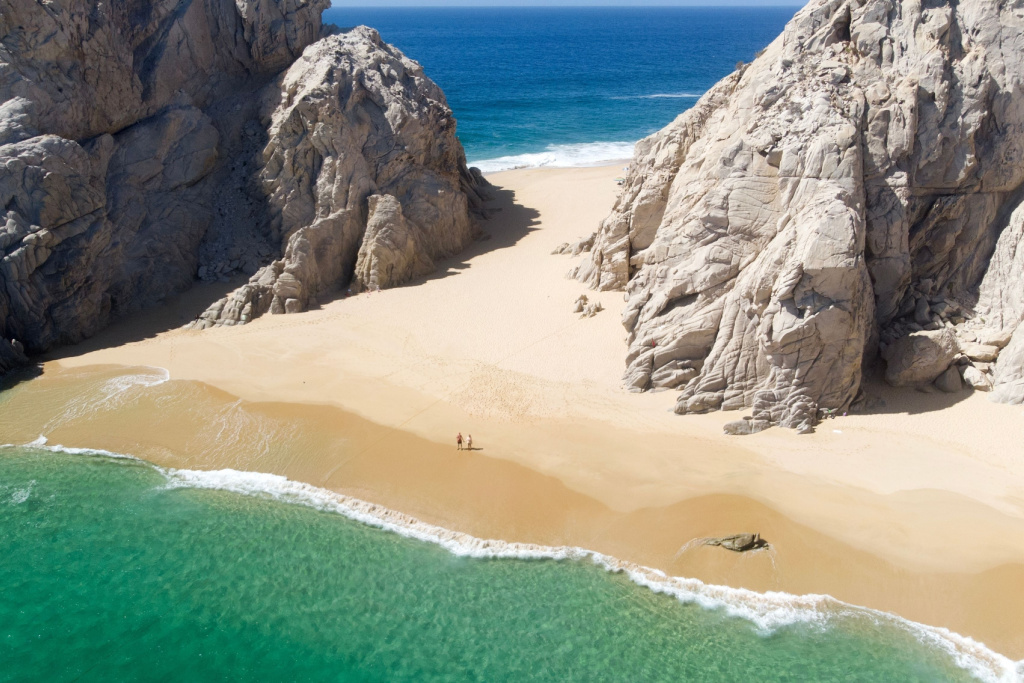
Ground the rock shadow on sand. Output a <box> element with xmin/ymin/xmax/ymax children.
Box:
<box><xmin>847</xmin><ymin>363</ymin><xmax>979</xmax><ymax>418</ymax></box>
<box><xmin>410</xmin><ymin>184</ymin><xmax>541</xmax><ymax>284</ymax></box>
<box><xmin>315</xmin><ymin>182</ymin><xmax>541</xmax><ymax>308</ymax></box>
<box><xmin>40</xmin><ymin>279</ymin><xmax>244</xmax><ymax>364</ymax></box>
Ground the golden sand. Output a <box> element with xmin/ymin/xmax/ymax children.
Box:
<box><xmin>9</xmin><ymin>164</ymin><xmax>1022</xmax><ymax>657</ymax></box>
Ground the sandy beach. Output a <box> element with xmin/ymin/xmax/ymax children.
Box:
<box><xmin>9</xmin><ymin>163</ymin><xmax>1023</xmax><ymax>659</ymax></box>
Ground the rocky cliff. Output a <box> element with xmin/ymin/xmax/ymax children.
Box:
<box><xmin>0</xmin><ymin>0</ymin><xmax>485</xmax><ymax>362</ymax></box>
<box><xmin>193</xmin><ymin>28</ymin><xmax>484</xmax><ymax>326</ymax></box>
<box><xmin>570</xmin><ymin>0</ymin><xmax>1024</xmax><ymax>431</ymax></box>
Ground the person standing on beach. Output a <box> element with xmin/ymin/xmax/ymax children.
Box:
<box><xmin>466</xmin><ymin>434</ymin><xmax>473</xmax><ymax>451</ymax></box>
<box><xmin>456</xmin><ymin>432</ymin><xmax>463</xmax><ymax>450</ymax></box>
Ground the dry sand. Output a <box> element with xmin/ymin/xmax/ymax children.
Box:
<box><xmin>23</xmin><ymin>163</ymin><xmax>1024</xmax><ymax>658</ymax></box>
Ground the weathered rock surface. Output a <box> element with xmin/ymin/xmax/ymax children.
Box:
<box><xmin>992</xmin><ymin>325</ymin><xmax>1024</xmax><ymax>404</ymax></box>
<box><xmin>962</xmin><ymin>365</ymin><xmax>993</xmax><ymax>392</ymax></box>
<box><xmin>0</xmin><ymin>1</ymin><xmax>484</xmax><ymax>362</ymax></box>
<box><xmin>194</xmin><ymin>28</ymin><xmax>482</xmax><ymax>326</ymax></box>
<box><xmin>572</xmin><ymin>294</ymin><xmax>604</xmax><ymax>319</ymax></box>
<box><xmin>882</xmin><ymin>329</ymin><xmax>959</xmax><ymax>387</ymax></box>
<box><xmin>0</xmin><ymin>0</ymin><xmax>329</xmax><ymax>146</ymax></box>
<box><xmin>571</xmin><ymin>0</ymin><xmax>1024</xmax><ymax>427</ymax></box>
<box><xmin>934</xmin><ymin>364</ymin><xmax>963</xmax><ymax>394</ymax></box>
<box><xmin>352</xmin><ymin>194</ymin><xmax>435</xmax><ymax>293</ymax></box>
<box><xmin>704</xmin><ymin>533</ymin><xmax>768</xmax><ymax>552</ymax></box>
<box><xmin>961</xmin><ymin>342</ymin><xmax>1000</xmax><ymax>363</ymax></box>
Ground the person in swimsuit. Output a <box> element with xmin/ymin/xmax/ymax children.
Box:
<box><xmin>466</xmin><ymin>434</ymin><xmax>473</xmax><ymax>451</ymax></box>
<box><xmin>456</xmin><ymin>432</ymin><xmax>463</xmax><ymax>450</ymax></box>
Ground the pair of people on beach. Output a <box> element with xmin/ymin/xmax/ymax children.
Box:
<box><xmin>456</xmin><ymin>432</ymin><xmax>473</xmax><ymax>451</ymax></box>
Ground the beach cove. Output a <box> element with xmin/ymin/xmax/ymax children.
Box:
<box><xmin>3</xmin><ymin>164</ymin><xmax>1022</xmax><ymax>672</ymax></box>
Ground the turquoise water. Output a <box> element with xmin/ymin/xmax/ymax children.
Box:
<box><xmin>323</xmin><ymin>7</ymin><xmax>796</xmax><ymax>169</ymax></box>
<box><xmin>1</xmin><ymin>445</ymin><xmax>1011</xmax><ymax>682</ymax></box>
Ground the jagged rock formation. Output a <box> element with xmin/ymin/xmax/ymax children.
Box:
<box><xmin>195</xmin><ymin>29</ymin><xmax>482</xmax><ymax>325</ymax></box>
<box><xmin>572</xmin><ymin>294</ymin><xmax>604</xmax><ymax>318</ymax></box>
<box><xmin>0</xmin><ymin>0</ymin><xmax>484</xmax><ymax>365</ymax></box>
<box><xmin>570</xmin><ymin>0</ymin><xmax>1024</xmax><ymax>429</ymax></box>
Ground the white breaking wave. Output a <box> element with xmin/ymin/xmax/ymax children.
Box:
<box><xmin>15</xmin><ymin>436</ymin><xmax>143</xmax><ymax>462</ymax></box>
<box><xmin>611</xmin><ymin>92</ymin><xmax>703</xmax><ymax>100</ymax></box>
<box><xmin>159</xmin><ymin>466</ymin><xmax>1022</xmax><ymax>683</ymax></box>
<box><xmin>470</xmin><ymin>142</ymin><xmax>636</xmax><ymax>173</ymax></box>
<box><xmin>10</xmin><ymin>440</ymin><xmax>1024</xmax><ymax>683</ymax></box>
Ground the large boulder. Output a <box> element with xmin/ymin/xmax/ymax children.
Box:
<box><xmin>572</xmin><ymin>0</ymin><xmax>1024</xmax><ymax>426</ymax></box>
<box><xmin>883</xmin><ymin>329</ymin><xmax>959</xmax><ymax>387</ymax></box>
<box><xmin>933</xmin><ymin>364</ymin><xmax>963</xmax><ymax>394</ymax></box>
<box><xmin>703</xmin><ymin>533</ymin><xmax>768</xmax><ymax>552</ymax></box>
<box><xmin>962</xmin><ymin>365</ymin><xmax>994</xmax><ymax>392</ymax></box>
<box><xmin>193</xmin><ymin>28</ymin><xmax>483</xmax><ymax>326</ymax></box>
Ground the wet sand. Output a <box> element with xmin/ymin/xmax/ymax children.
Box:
<box><xmin>11</xmin><ymin>164</ymin><xmax>1024</xmax><ymax>658</ymax></box>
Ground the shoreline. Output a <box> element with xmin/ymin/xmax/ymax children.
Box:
<box><xmin>469</xmin><ymin>145</ymin><xmax>635</xmax><ymax>174</ymax></box>
<box><xmin>5</xmin><ymin>436</ymin><xmax>1020</xmax><ymax>681</ymax></box>
<box><xmin>8</xmin><ymin>164</ymin><xmax>1024</xmax><ymax>660</ymax></box>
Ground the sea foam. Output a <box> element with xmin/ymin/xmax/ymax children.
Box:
<box><xmin>39</xmin><ymin>366</ymin><xmax>171</xmax><ymax>434</ymax></box>
<box><xmin>470</xmin><ymin>141</ymin><xmax>636</xmax><ymax>173</ymax></box>
<box><xmin>11</xmin><ymin>440</ymin><xmax>1024</xmax><ymax>683</ymax></box>
<box><xmin>611</xmin><ymin>92</ymin><xmax>703</xmax><ymax>100</ymax></box>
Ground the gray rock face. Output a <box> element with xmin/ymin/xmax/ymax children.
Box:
<box><xmin>0</xmin><ymin>0</ymin><xmax>329</xmax><ymax>146</ymax></box>
<box><xmin>572</xmin><ymin>0</ymin><xmax>1024</xmax><ymax>427</ymax></box>
<box><xmin>722</xmin><ymin>419</ymin><xmax>771</xmax><ymax>436</ymax></box>
<box><xmin>704</xmin><ymin>533</ymin><xmax>768</xmax><ymax>552</ymax></box>
<box><xmin>195</xmin><ymin>29</ymin><xmax>482</xmax><ymax>325</ymax></box>
<box><xmin>883</xmin><ymin>329</ymin><xmax>959</xmax><ymax>387</ymax></box>
<box><xmin>934</xmin><ymin>364</ymin><xmax>963</xmax><ymax>394</ymax></box>
<box><xmin>962</xmin><ymin>365</ymin><xmax>993</xmax><ymax>392</ymax></box>
<box><xmin>992</xmin><ymin>325</ymin><xmax>1024</xmax><ymax>404</ymax></box>
<box><xmin>352</xmin><ymin>195</ymin><xmax>435</xmax><ymax>293</ymax></box>
<box><xmin>0</xmin><ymin>1</ymin><xmax>484</xmax><ymax>360</ymax></box>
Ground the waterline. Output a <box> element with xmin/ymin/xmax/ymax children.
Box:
<box><xmin>8</xmin><ymin>438</ymin><xmax>1021</xmax><ymax>683</ymax></box>
<box><xmin>470</xmin><ymin>141</ymin><xmax>635</xmax><ymax>173</ymax></box>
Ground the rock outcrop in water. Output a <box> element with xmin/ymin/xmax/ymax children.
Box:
<box><xmin>703</xmin><ymin>533</ymin><xmax>769</xmax><ymax>553</ymax></box>
<box><xmin>0</xmin><ymin>0</ymin><xmax>485</xmax><ymax>363</ymax></box>
<box><xmin>570</xmin><ymin>0</ymin><xmax>1024</xmax><ymax>430</ymax></box>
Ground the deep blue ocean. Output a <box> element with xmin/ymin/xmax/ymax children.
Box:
<box><xmin>323</xmin><ymin>7</ymin><xmax>797</xmax><ymax>169</ymax></box>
